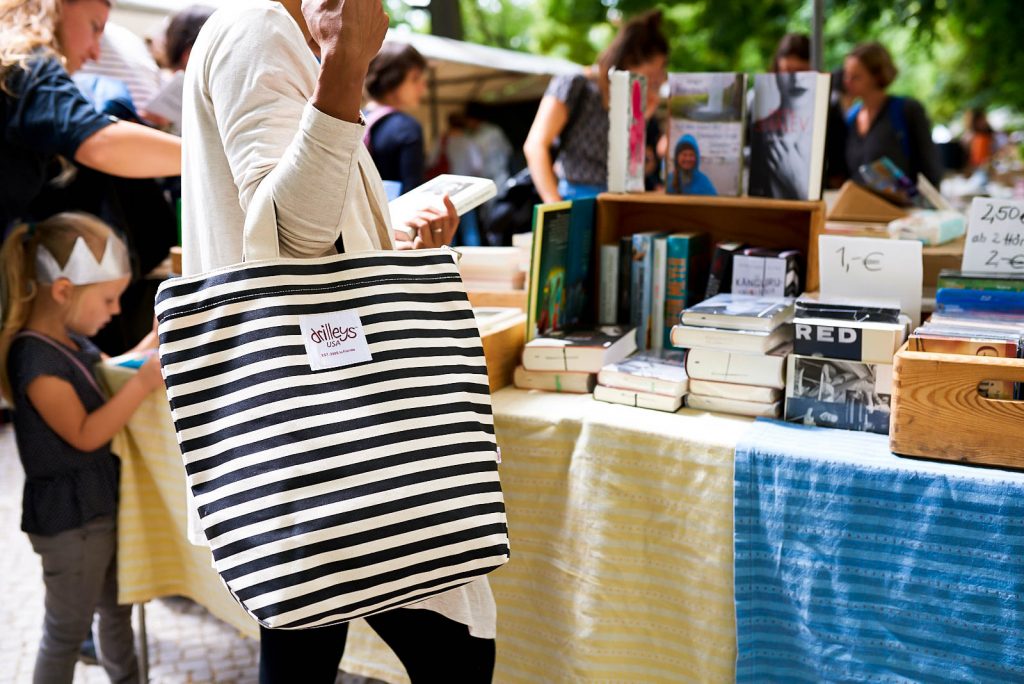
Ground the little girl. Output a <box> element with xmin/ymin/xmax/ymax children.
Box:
<box><xmin>0</xmin><ymin>212</ymin><xmax>164</xmax><ymax>684</ymax></box>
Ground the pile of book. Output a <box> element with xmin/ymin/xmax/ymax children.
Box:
<box><xmin>671</xmin><ymin>294</ymin><xmax>795</xmax><ymax>417</ymax></box>
<box><xmin>593</xmin><ymin>350</ymin><xmax>689</xmax><ymax>412</ymax></box>
<box><xmin>783</xmin><ymin>295</ymin><xmax>908</xmax><ymax>435</ymax></box>
<box><xmin>910</xmin><ymin>269</ymin><xmax>1024</xmax><ymax>399</ymax></box>
<box><xmin>513</xmin><ymin>326</ymin><xmax>636</xmax><ymax>394</ymax></box>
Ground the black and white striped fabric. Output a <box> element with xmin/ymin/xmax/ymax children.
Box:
<box><xmin>155</xmin><ymin>214</ymin><xmax>509</xmax><ymax>629</ymax></box>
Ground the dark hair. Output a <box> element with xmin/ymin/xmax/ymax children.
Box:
<box><xmin>848</xmin><ymin>42</ymin><xmax>899</xmax><ymax>90</ymax></box>
<box><xmin>165</xmin><ymin>4</ymin><xmax>215</xmax><ymax>70</ymax></box>
<box><xmin>772</xmin><ymin>33</ymin><xmax>810</xmax><ymax>71</ymax></box>
<box><xmin>597</xmin><ymin>10</ymin><xmax>669</xmax><ymax>78</ymax></box>
<box><xmin>365</xmin><ymin>43</ymin><xmax>428</xmax><ymax>101</ymax></box>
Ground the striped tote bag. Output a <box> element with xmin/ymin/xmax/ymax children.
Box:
<box><xmin>154</xmin><ymin>188</ymin><xmax>509</xmax><ymax>629</ymax></box>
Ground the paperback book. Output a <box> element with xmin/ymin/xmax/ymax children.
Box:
<box><xmin>687</xmin><ymin>393</ymin><xmax>781</xmax><ymax>418</ymax></box>
<box><xmin>793</xmin><ymin>316</ymin><xmax>908</xmax><ymax>364</ymax></box>
<box><xmin>522</xmin><ymin>325</ymin><xmax>638</xmax><ymax>373</ymax></box>
<box><xmin>513</xmin><ymin>366</ymin><xmax>596</xmax><ymax>394</ymax></box>
<box><xmin>665</xmin><ymin>72</ymin><xmax>746</xmax><ymax>196</ymax></box>
<box><xmin>784</xmin><ymin>354</ymin><xmax>892</xmax><ymax>435</ymax></box>
<box><xmin>608</xmin><ymin>69</ymin><xmax>647</xmax><ymax>193</ymax></box>
<box><xmin>687</xmin><ymin>379</ymin><xmax>782</xmax><ymax>403</ymax></box>
<box><xmin>731</xmin><ymin>248</ymin><xmax>801</xmax><ymax>298</ymax></box>
<box><xmin>597</xmin><ymin>350</ymin><xmax>688</xmax><ymax>397</ymax></box>
<box><xmin>685</xmin><ymin>343</ymin><xmax>791</xmax><ymax>388</ymax></box>
<box><xmin>670</xmin><ymin>322</ymin><xmax>793</xmax><ymax>354</ymax></box>
<box><xmin>593</xmin><ymin>385</ymin><xmax>684</xmax><ymax>412</ymax></box>
<box><xmin>681</xmin><ymin>294</ymin><xmax>794</xmax><ymax>332</ymax></box>
<box><xmin>794</xmin><ymin>294</ymin><xmax>902</xmax><ymax>324</ymax></box>
<box><xmin>749</xmin><ymin>71</ymin><xmax>832</xmax><ymax>201</ymax></box>
<box><xmin>390</xmin><ymin>174</ymin><xmax>497</xmax><ymax>238</ymax></box>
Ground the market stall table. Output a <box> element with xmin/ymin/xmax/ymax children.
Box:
<box><xmin>102</xmin><ymin>368</ymin><xmax>746</xmax><ymax>683</ymax></box>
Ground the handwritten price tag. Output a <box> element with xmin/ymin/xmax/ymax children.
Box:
<box><xmin>819</xmin><ymin>235</ymin><xmax>923</xmax><ymax>326</ymax></box>
<box><xmin>962</xmin><ymin>197</ymin><xmax>1024</xmax><ymax>272</ymax></box>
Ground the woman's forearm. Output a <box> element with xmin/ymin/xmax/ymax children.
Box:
<box><xmin>75</xmin><ymin>121</ymin><xmax>181</xmax><ymax>178</ymax></box>
<box><xmin>524</xmin><ymin>142</ymin><xmax>562</xmax><ymax>204</ymax></box>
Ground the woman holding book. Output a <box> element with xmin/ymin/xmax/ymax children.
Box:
<box><xmin>523</xmin><ymin>10</ymin><xmax>668</xmax><ymax>202</ymax></box>
<box><xmin>842</xmin><ymin>42</ymin><xmax>943</xmax><ymax>188</ymax></box>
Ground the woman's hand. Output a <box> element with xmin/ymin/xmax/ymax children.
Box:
<box><xmin>137</xmin><ymin>353</ymin><xmax>165</xmax><ymax>393</ymax></box>
<box><xmin>393</xmin><ymin>194</ymin><xmax>459</xmax><ymax>250</ymax></box>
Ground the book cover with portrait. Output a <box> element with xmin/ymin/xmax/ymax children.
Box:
<box><xmin>666</xmin><ymin>72</ymin><xmax>746</xmax><ymax>197</ymax></box>
<box><xmin>749</xmin><ymin>71</ymin><xmax>831</xmax><ymax>200</ymax></box>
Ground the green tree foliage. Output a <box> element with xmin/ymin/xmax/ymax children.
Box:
<box><xmin>387</xmin><ymin>0</ymin><xmax>1022</xmax><ymax>126</ymax></box>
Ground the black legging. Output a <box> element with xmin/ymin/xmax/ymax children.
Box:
<box><xmin>258</xmin><ymin>607</ymin><xmax>495</xmax><ymax>683</ymax></box>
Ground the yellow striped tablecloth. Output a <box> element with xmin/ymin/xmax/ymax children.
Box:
<box><xmin>103</xmin><ymin>365</ymin><xmax>749</xmax><ymax>683</ymax></box>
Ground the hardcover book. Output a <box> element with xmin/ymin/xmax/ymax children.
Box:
<box><xmin>704</xmin><ymin>241</ymin><xmax>744</xmax><ymax>299</ymax></box>
<box><xmin>685</xmin><ymin>343</ymin><xmax>791</xmax><ymax>389</ymax></box>
<box><xmin>593</xmin><ymin>384</ymin><xmax>684</xmax><ymax>413</ymax></box>
<box><xmin>597</xmin><ymin>350</ymin><xmax>688</xmax><ymax>397</ymax></box>
<box><xmin>784</xmin><ymin>354</ymin><xmax>893</xmax><ymax>435</ymax></box>
<box><xmin>794</xmin><ymin>294</ymin><xmax>902</xmax><ymax>324</ymax></box>
<box><xmin>526</xmin><ymin>198</ymin><xmax>596</xmax><ymax>340</ymax></box>
<box><xmin>661</xmin><ymin>232</ymin><xmax>709</xmax><ymax>348</ymax></box>
<box><xmin>681</xmin><ymin>294</ymin><xmax>794</xmax><ymax>332</ymax></box>
<box><xmin>687</xmin><ymin>393</ymin><xmax>781</xmax><ymax>418</ymax></box>
<box><xmin>513</xmin><ymin>366</ymin><xmax>596</xmax><ymax>394</ymax></box>
<box><xmin>793</xmin><ymin>316</ymin><xmax>908</xmax><ymax>364</ymax></box>
<box><xmin>670</xmin><ymin>322</ymin><xmax>793</xmax><ymax>354</ymax></box>
<box><xmin>937</xmin><ymin>270</ymin><xmax>1024</xmax><ymax>293</ymax></box>
<box><xmin>687</xmin><ymin>379</ymin><xmax>782</xmax><ymax>403</ymax></box>
<box><xmin>522</xmin><ymin>325</ymin><xmax>638</xmax><ymax>373</ymax></box>
<box><xmin>749</xmin><ymin>71</ymin><xmax>831</xmax><ymax>201</ymax></box>
<box><xmin>630</xmin><ymin>231</ymin><xmax>668</xmax><ymax>350</ymax></box>
<box><xmin>665</xmin><ymin>72</ymin><xmax>746</xmax><ymax>196</ymax></box>
<box><xmin>731</xmin><ymin>248</ymin><xmax>800</xmax><ymax>298</ymax></box>
<box><xmin>608</xmin><ymin>69</ymin><xmax>647</xmax><ymax>193</ymax></box>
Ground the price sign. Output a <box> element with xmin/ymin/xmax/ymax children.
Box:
<box><xmin>819</xmin><ymin>235</ymin><xmax>923</xmax><ymax>326</ymax></box>
<box><xmin>962</xmin><ymin>197</ymin><xmax>1024</xmax><ymax>273</ymax></box>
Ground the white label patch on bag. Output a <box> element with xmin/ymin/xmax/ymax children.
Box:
<box><xmin>299</xmin><ymin>310</ymin><xmax>373</xmax><ymax>371</ymax></box>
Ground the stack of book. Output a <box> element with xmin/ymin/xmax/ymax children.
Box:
<box><xmin>593</xmin><ymin>350</ymin><xmax>688</xmax><ymax>412</ymax></box>
<box><xmin>671</xmin><ymin>294</ymin><xmax>795</xmax><ymax>417</ymax></box>
<box><xmin>457</xmin><ymin>246</ymin><xmax>526</xmax><ymax>291</ymax></box>
<box><xmin>784</xmin><ymin>295</ymin><xmax>908</xmax><ymax>434</ymax></box>
<box><xmin>513</xmin><ymin>326</ymin><xmax>637</xmax><ymax>393</ymax></box>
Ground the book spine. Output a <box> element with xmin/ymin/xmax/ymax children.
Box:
<box><xmin>705</xmin><ymin>244</ymin><xmax>737</xmax><ymax>299</ymax></box>
<box><xmin>671</xmin><ymin>325</ymin><xmax>769</xmax><ymax>354</ymax></box>
<box><xmin>650</xmin><ymin>237</ymin><xmax>668</xmax><ymax>352</ymax></box>
<box><xmin>607</xmin><ymin>71</ymin><xmax>626</xmax><ymax>193</ymax></box>
<box><xmin>685</xmin><ymin>348</ymin><xmax>787</xmax><ymax>388</ymax></box>
<box><xmin>935</xmin><ymin>288</ymin><xmax>1024</xmax><ymax>315</ymax></box>
<box><xmin>664</xmin><ymin>235</ymin><xmax>692</xmax><ymax>347</ymax></box>
<box><xmin>599</xmin><ymin>244</ymin><xmax>620</xmax><ymax>325</ymax></box>
<box><xmin>937</xmin><ymin>274</ymin><xmax>1024</xmax><ymax>292</ymax></box>
<box><xmin>630</xmin><ymin>234</ymin><xmax>648</xmax><ymax>350</ymax></box>
<box><xmin>617</xmin><ymin>236</ymin><xmax>633</xmax><ymax>325</ymax></box>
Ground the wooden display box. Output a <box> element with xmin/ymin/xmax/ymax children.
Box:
<box><xmin>594</xmin><ymin>193</ymin><xmax>826</xmax><ymax>298</ymax></box>
<box><xmin>467</xmin><ymin>290</ymin><xmax>527</xmax><ymax>393</ymax></box>
<box><xmin>890</xmin><ymin>342</ymin><xmax>1024</xmax><ymax>468</ymax></box>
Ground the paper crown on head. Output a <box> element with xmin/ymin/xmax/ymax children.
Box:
<box><xmin>35</xmin><ymin>236</ymin><xmax>131</xmax><ymax>285</ymax></box>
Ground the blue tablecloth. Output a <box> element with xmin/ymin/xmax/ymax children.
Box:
<box><xmin>735</xmin><ymin>419</ymin><xmax>1024</xmax><ymax>683</ymax></box>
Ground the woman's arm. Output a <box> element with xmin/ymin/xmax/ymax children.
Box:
<box><xmin>74</xmin><ymin>120</ymin><xmax>181</xmax><ymax>178</ymax></box>
<box><xmin>523</xmin><ymin>95</ymin><xmax>569</xmax><ymax>204</ymax></box>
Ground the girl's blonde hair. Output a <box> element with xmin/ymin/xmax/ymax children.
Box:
<box><xmin>0</xmin><ymin>212</ymin><xmax>117</xmax><ymax>401</ymax></box>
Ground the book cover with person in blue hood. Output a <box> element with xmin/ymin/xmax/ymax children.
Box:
<box><xmin>667</xmin><ymin>134</ymin><xmax>718</xmax><ymax>196</ymax></box>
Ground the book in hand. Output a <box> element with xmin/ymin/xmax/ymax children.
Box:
<box><xmin>389</xmin><ymin>174</ymin><xmax>498</xmax><ymax>238</ymax></box>
<box><xmin>594</xmin><ymin>384</ymin><xmax>683</xmax><ymax>413</ymax></box>
<box><xmin>685</xmin><ymin>343</ymin><xmax>790</xmax><ymax>389</ymax></box>
<box><xmin>687</xmin><ymin>379</ymin><xmax>782</xmax><ymax>403</ymax></box>
<box><xmin>597</xmin><ymin>350</ymin><xmax>688</xmax><ymax>398</ymax></box>
<box><xmin>784</xmin><ymin>354</ymin><xmax>892</xmax><ymax>435</ymax></box>
<box><xmin>522</xmin><ymin>325</ymin><xmax>637</xmax><ymax>373</ymax></box>
<box><xmin>731</xmin><ymin>248</ymin><xmax>800</xmax><ymax>298</ymax></box>
<box><xmin>665</xmin><ymin>72</ymin><xmax>746</xmax><ymax>196</ymax></box>
<box><xmin>513</xmin><ymin>366</ymin><xmax>596</xmax><ymax>394</ymax></box>
<box><xmin>104</xmin><ymin>349</ymin><xmax>157</xmax><ymax>369</ymax></box>
<box><xmin>686</xmin><ymin>393</ymin><xmax>781</xmax><ymax>418</ymax></box>
<box><xmin>749</xmin><ymin>71</ymin><xmax>831</xmax><ymax>201</ymax></box>
<box><xmin>794</xmin><ymin>293</ymin><xmax>902</xmax><ymax>324</ymax></box>
<box><xmin>607</xmin><ymin>68</ymin><xmax>647</xmax><ymax>193</ymax></box>
<box><xmin>793</xmin><ymin>316</ymin><xmax>908</xmax><ymax>364</ymax></box>
<box><xmin>671</xmin><ymin>323</ymin><xmax>793</xmax><ymax>355</ymax></box>
<box><xmin>681</xmin><ymin>294</ymin><xmax>794</xmax><ymax>332</ymax></box>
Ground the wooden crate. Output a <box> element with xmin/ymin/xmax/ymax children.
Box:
<box><xmin>594</xmin><ymin>193</ymin><xmax>826</xmax><ymax>299</ymax></box>
<box><xmin>480</xmin><ymin>313</ymin><xmax>526</xmax><ymax>393</ymax></box>
<box><xmin>890</xmin><ymin>342</ymin><xmax>1024</xmax><ymax>468</ymax></box>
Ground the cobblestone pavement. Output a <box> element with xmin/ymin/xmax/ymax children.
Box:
<box><xmin>0</xmin><ymin>424</ymin><xmax>385</xmax><ymax>684</ymax></box>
